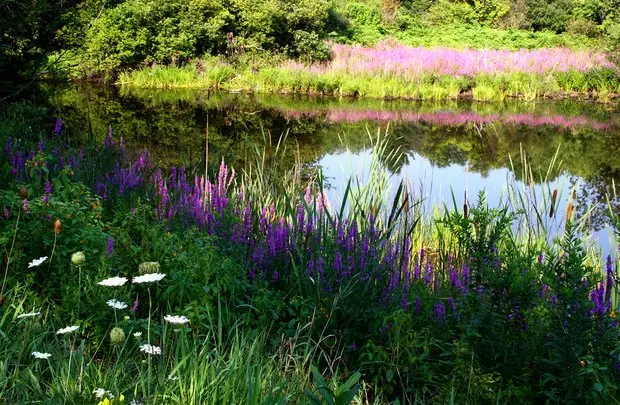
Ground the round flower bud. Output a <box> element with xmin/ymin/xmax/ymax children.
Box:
<box><xmin>138</xmin><ymin>262</ymin><xmax>160</xmax><ymax>275</ymax></box>
<box><xmin>109</xmin><ymin>327</ymin><xmax>125</xmax><ymax>345</ymax></box>
<box><xmin>71</xmin><ymin>252</ymin><xmax>85</xmax><ymax>265</ymax></box>
<box><xmin>19</xmin><ymin>187</ymin><xmax>29</xmax><ymax>200</ymax></box>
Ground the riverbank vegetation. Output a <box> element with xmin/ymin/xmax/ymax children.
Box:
<box><xmin>0</xmin><ymin>106</ymin><xmax>618</xmax><ymax>403</ymax></box>
<box><xmin>2</xmin><ymin>0</ymin><xmax>619</xmax><ymax>101</ymax></box>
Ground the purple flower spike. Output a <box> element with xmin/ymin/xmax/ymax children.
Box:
<box><xmin>53</xmin><ymin>118</ymin><xmax>62</xmax><ymax>136</ymax></box>
<box><xmin>106</xmin><ymin>237</ymin><xmax>114</xmax><ymax>257</ymax></box>
<box><xmin>22</xmin><ymin>199</ymin><xmax>30</xmax><ymax>214</ymax></box>
<box><xmin>434</xmin><ymin>302</ymin><xmax>446</xmax><ymax>320</ymax></box>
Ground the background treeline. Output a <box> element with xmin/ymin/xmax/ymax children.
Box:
<box><xmin>1</xmin><ymin>0</ymin><xmax>619</xmax><ymax>81</ymax></box>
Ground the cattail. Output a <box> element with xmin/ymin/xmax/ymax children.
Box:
<box><xmin>549</xmin><ymin>187</ymin><xmax>558</xmax><ymax>218</ymax></box>
<box><xmin>463</xmin><ymin>197</ymin><xmax>468</xmax><ymax>219</ymax></box>
<box><xmin>566</xmin><ymin>192</ymin><xmax>574</xmax><ymax>225</ymax></box>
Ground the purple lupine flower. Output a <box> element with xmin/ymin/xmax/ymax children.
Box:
<box><xmin>476</xmin><ymin>285</ymin><xmax>484</xmax><ymax>296</ymax></box>
<box><xmin>132</xmin><ymin>299</ymin><xmax>139</xmax><ymax>313</ymax></box>
<box><xmin>105</xmin><ymin>126</ymin><xmax>113</xmax><ymax>149</ymax></box>
<box><xmin>447</xmin><ymin>296</ymin><xmax>455</xmax><ymax>311</ymax></box>
<box><xmin>401</xmin><ymin>292</ymin><xmax>408</xmax><ymax>311</ymax></box>
<box><xmin>317</xmin><ymin>257</ymin><xmax>324</xmax><ymax>277</ymax></box>
<box><xmin>413</xmin><ymin>263</ymin><xmax>420</xmax><ymax>281</ymax></box>
<box><xmin>539</xmin><ymin>283</ymin><xmax>550</xmax><ymax>298</ymax></box>
<box><xmin>106</xmin><ymin>237</ymin><xmax>114</xmax><ymax>257</ymax></box>
<box><xmin>461</xmin><ymin>263</ymin><xmax>470</xmax><ymax>294</ymax></box>
<box><xmin>22</xmin><ymin>199</ymin><xmax>30</xmax><ymax>214</ymax></box>
<box><xmin>43</xmin><ymin>182</ymin><xmax>52</xmax><ymax>204</ymax></box>
<box><xmin>273</xmin><ymin>271</ymin><xmax>279</xmax><ymax>282</ymax></box>
<box><xmin>551</xmin><ymin>295</ymin><xmax>557</xmax><ymax>307</ymax></box>
<box><xmin>590</xmin><ymin>283</ymin><xmax>606</xmax><ymax>316</ymax></box>
<box><xmin>3</xmin><ymin>208</ymin><xmax>9</xmax><ymax>219</ymax></box>
<box><xmin>605</xmin><ymin>255</ymin><xmax>614</xmax><ymax>304</ymax></box>
<box><xmin>434</xmin><ymin>302</ymin><xmax>446</xmax><ymax>320</ymax></box>
<box><xmin>296</xmin><ymin>203</ymin><xmax>305</xmax><ymax>234</ymax></box>
<box><xmin>538</xmin><ymin>252</ymin><xmax>544</xmax><ymax>264</ymax></box>
<box><xmin>424</xmin><ymin>262</ymin><xmax>433</xmax><ymax>286</ymax></box>
<box><xmin>53</xmin><ymin>118</ymin><xmax>62</xmax><ymax>136</ymax></box>
<box><xmin>333</xmin><ymin>251</ymin><xmax>343</xmax><ymax>279</ymax></box>
<box><xmin>307</xmin><ymin>259</ymin><xmax>315</xmax><ymax>276</ymax></box>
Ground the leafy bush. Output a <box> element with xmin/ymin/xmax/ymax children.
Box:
<box><xmin>80</xmin><ymin>0</ymin><xmax>232</xmax><ymax>77</ymax></box>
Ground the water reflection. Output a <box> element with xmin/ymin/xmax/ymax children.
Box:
<box><xmin>39</xmin><ymin>84</ymin><xmax>619</xmax><ymax>251</ymax></box>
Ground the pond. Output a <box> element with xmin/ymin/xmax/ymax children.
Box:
<box><xmin>17</xmin><ymin>84</ymin><xmax>620</xmax><ymax>254</ymax></box>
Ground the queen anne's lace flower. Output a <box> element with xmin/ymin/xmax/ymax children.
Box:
<box><xmin>106</xmin><ymin>299</ymin><xmax>128</xmax><ymax>309</ymax></box>
<box><xmin>164</xmin><ymin>315</ymin><xmax>190</xmax><ymax>325</ymax></box>
<box><xmin>56</xmin><ymin>325</ymin><xmax>79</xmax><ymax>335</ymax></box>
<box><xmin>28</xmin><ymin>257</ymin><xmax>47</xmax><ymax>268</ymax></box>
<box><xmin>133</xmin><ymin>332</ymin><xmax>142</xmax><ymax>338</ymax></box>
<box><xmin>98</xmin><ymin>276</ymin><xmax>128</xmax><ymax>287</ymax></box>
<box><xmin>32</xmin><ymin>351</ymin><xmax>52</xmax><ymax>359</ymax></box>
<box><xmin>132</xmin><ymin>273</ymin><xmax>166</xmax><ymax>284</ymax></box>
<box><xmin>93</xmin><ymin>388</ymin><xmax>114</xmax><ymax>399</ymax></box>
<box><xmin>139</xmin><ymin>344</ymin><xmax>161</xmax><ymax>355</ymax></box>
<box><xmin>17</xmin><ymin>311</ymin><xmax>40</xmax><ymax>319</ymax></box>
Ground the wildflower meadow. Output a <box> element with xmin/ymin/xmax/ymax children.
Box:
<box><xmin>0</xmin><ymin>114</ymin><xmax>618</xmax><ymax>404</ymax></box>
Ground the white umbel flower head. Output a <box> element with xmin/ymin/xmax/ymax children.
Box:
<box><xmin>93</xmin><ymin>388</ymin><xmax>114</xmax><ymax>399</ymax></box>
<box><xmin>17</xmin><ymin>311</ymin><xmax>41</xmax><ymax>319</ymax></box>
<box><xmin>32</xmin><ymin>351</ymin><xmax>52</xmax><ymax>359</ymax></box>
<box><xmin>133</xmin><ymin>332</ymin><xmax>142</xmax><ymax>338</ymax></box>
<box><xmin>71</xmin><ymin>251</ymin><xmax>85</xmax><ymax>265</ymax></box>
<box><xmin>56</xmin><ymin>325</ymin><xmax>79</xmax><ymax>335</ymax></box>
<box><xmin>28</xmin><ymin>256</ymin><xmax>47</xmax><ymax>268</ymax></box>
<box><xmin>164</xmin><ymin>315</ymin><xmax>190</xmax><ymax>325</ymax></box>
<box><xmin>106</xmin><ymin>299</ymin><xmax>128</xmax><ymax>310</ymax></box>
<box><xmin>139</xmin><ymin>343</ymin><xmax>161</xmax><ymax>355</ymax></box>
<box><xmin>98</xmin><ymin>276</ymin><xmax>128</xmax><ymax>287</ymax></box>
<box><xmin>132</xmin><ymin>273</ymin><xmax>166</xmax><ymax>284</ymax></box>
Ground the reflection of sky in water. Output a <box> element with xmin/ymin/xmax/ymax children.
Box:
<box><xmin>320</xmin><ymin>150</ymin><xmax>615</xmax><ymax>257</ymax></box>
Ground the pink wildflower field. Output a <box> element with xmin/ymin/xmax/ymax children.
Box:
<box><xmin>283</xmin><ymin>42</ymin><xmax>615</xmax><ymax>77</ymax></box>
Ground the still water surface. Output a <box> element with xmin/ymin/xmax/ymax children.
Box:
<box><xmin>44</xmin><ymin>85</ymin><xmax>620</xmax><ymax>254</ymax></box>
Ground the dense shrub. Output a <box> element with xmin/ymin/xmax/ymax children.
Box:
<box><xmin>80</xmin><ymin>0</ymin><xmax>232</xmax><ymax>77</ymax></box>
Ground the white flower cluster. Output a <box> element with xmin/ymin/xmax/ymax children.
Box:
<box><xmin>164</xmin><ymin>315</ymin><xmax>190</xmax><ymax>325</ymax></box>
<box><xmin>132</xmin><ymin>273</ymin><xmax>166</xmax><ymax>284</ymax></box>
<box><xmin>56</xmin><ymin>325</ymin><xmax>79</xmax><ymax>335</ymax></box>
<box><xmin>32</xmin><ymin>351</ymin><xmax>52</xmax><ymax>360</ymax></box>
<box><xmin>93</xmin><ymin>388</ymin><xmax>114</xmax><ymax>399</ymax></box>
<box><xmin>106</xmin><ymin>299</ymin><xmax>128</xmax><ymax>310</ymax></box>
<box><xmin>28</xmin><ymin>256</ymin><xmax>47</xmax><ymax>268</ymax></box>
<box><xmin>17</xmin><ymin>311</ymin><xmax>40</xmax><ymax>319</ymax></box>
<box><xmin>139</xmin><ymin>344</ymin><xmax>161</xmax><ymax>355</ymax></box>
<box><xmin>98</xmin><ymin>276</ymin><xmax>128</xmax><ymax>287</ymax></box>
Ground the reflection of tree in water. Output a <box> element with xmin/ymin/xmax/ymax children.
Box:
<box><xmin>573</xmin><ymin>172</ymin><xmax>620</xmax><ymax>232</ymax></box>
<box><xmin>25</xmin><ymin>84</ymin><xmax>620</xmax><ymax>227</ymax></box>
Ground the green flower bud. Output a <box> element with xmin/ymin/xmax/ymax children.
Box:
<box><xmin>109</xmin><ymin>327</ymin><xmax>125</xmax><ymax>345</ymax></box>
<box><xmin>71</xmin><ymin>252</ymin><xmax>85</xmax><ymax>265</ymax></box>
<box><xmin>138</xmin><ymin>262</ymin><xmax>160</xmax><ymax>275</ymax></box>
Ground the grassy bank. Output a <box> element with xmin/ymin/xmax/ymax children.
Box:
<box><xmin>1</xmin><ymin>108</ymin><xmax>619</xmax><ymax>403</ymax></box>
<box><xmin>118</xmin><ymin>45</ymin><xmax>620</xmax><ymax>102</ymax></box>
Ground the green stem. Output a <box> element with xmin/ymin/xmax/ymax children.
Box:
<box><xmin>1</xmin><ymin>209</ymin><xmax>20</xmax><ymax>298</ymax></box>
